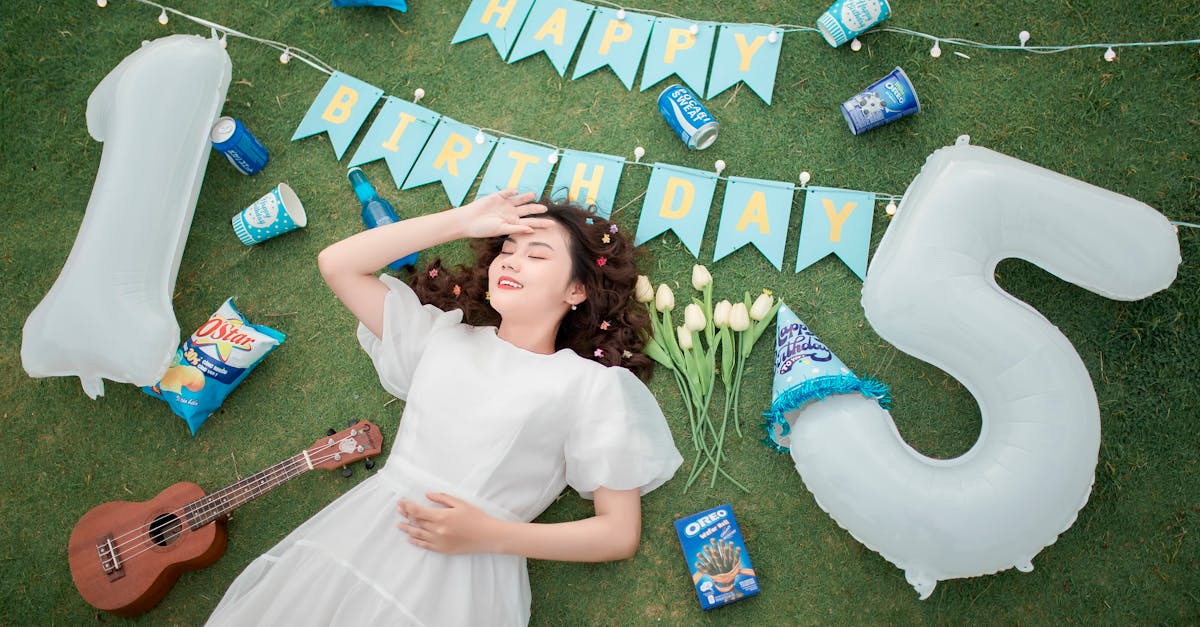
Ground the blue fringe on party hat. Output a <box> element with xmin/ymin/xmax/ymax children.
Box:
<box><xmin>763</xmin><ymin>302</ymin><xmax>891</xmax><ymax>453</ymax></box>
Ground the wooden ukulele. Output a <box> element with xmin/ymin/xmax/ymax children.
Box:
<box><xmin>68</xmin><ymin>420</ymin><xmax>383</xmax><ymax>616</ymax></box>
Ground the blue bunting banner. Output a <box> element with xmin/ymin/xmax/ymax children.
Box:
<box><xmin>548</xmin><ymin>150</ymin><xmax>626</xmax><ymax>218</ymax></box>
<box><xmin>634</xmin><ymin>163</ymin><xmax>718</xmax><ymax>258</ymax></box>
<box><xmin>475</xmin><ymin>138</ymin><xmax>557</xmax><ymax>198</ymax></box>
<box><xmin>713</xmin><ymin>177</ymin><xmax>794</xmax><ymax>269</ymax></box>
<box><xmin>291</xmin><ymin>71</ymin><xmax>384</xmax><ymax>160</ymax></box>
<box><xmin>348</xmin><ymin>96</ymin><xmax>441</xmax><ymax>187</ymax></box>
<box><xmin>571</xmin><ymin>7</ymin><xmax>654</xmax><ymax>90</ymax></box>
<box><xmin>640</xmin><ymin>17</ymin><xmax>717</xmax><ymax>95</ymax></box>
<box><xmin>794</xmin><ymin>186</ymin><xmax>876</xmax><ymax>279</ymax></box>
<box><xmin>507</xmin><ymin>0</ymin><xmax>595</xmax><ymax>75</ymax></box>
<box><xmin>706</xmin><ymin>24</ymin><xmax>783</xmax><ymax>105</ymax></box>
<box><xmin>402</xmin><ymin>119</ymin><xmax>497</xmax><ymax>207</ymax></box>
<box><xmin>292</xmin><ymin>75</ymin><xmax>880</xmax><ymax>280</ymax></box>
<box><xmin>452</xmin><ymin>0</ymin><xmax>537</xmax><ymax>59</ymax></box>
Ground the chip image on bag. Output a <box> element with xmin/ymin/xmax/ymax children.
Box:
<box><xmin>144</xmin><ymin>298</ymin><xmax>285</xmax><ymax>434</ymax></box>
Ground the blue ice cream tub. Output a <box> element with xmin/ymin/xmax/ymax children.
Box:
<box><xmin>817</xmin><ymin>0</ymin><xmax>892</xmax><ymax>48</ymax></box>
<box><xmin>840</xmin><ymin>66</ymin><xmax>920</xmax><ymax>135</ymax></box>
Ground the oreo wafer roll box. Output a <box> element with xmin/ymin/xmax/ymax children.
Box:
<box><xmin>674</xmin><ymin>504</ymin><xmax>759</xmax><ymax>610</ymax></box>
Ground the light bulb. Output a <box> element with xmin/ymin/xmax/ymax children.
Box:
<box><xmin>413</xmin><ymin>88</ymin><xmax>425</xmax><ymax>103</ymax></box>
<box><xmin>616</xmin><ymin>8</ymin><xmax>626</xmax><ymax>20</ymax></box>
<box><xmin>1019</xmin><ymin>30</ymin><xmax>1030</xmax><ymax>46</ymax></box>
<box><xmin>885</xmin><ymin>201</ymin><xmax>897</xmax><ymax>216</ymax></box>
<box><xmin>474</xmin><ymin>131</ymin><xmax>485</xmax><ymax>144</ymax></box>
<box><xmin>547</xmin><ymin>151</ymin><xmax>559</xmax><ymax>164</ymax></box>
<box><xmin>158</xmin><ymin>9</ymin><xmax>169</xmax><ymax>25</ymax></box>
<box><xmin>689</xmin><ymin>23</ymin><xmax>699</xmax><ymax>35</ymax></box>
<box><xmin>633</xmin><ymin>146</ymin><xmax>645</xmax><ymax>162</ymax></box>
<box><xmin>930</xmin><ymin>41</ymin><xmax>942</xmax><ymax>58</ymax></box>
<box><xmin>714</xmin><ymin>159</ymin><xmax>726</xmax><ymax>175</ymax></box>
<box><xmin>96</xmin><ymin>0</ymin><xmax>107</xmax><ymax>7</ymax></box>
<box><xmin>768</xmin><ymin>31</ymin><xmax>778</xmax><ymax>44</ymax></box>
<box><xmin>1104</xmin><ymin>47</ymin><xmax>1117</xmax><ymax>62</ymax></box>
<box><xmin>850</xmin><ymin>37</ymin><xmax>862</xmax><ymax>51</ymax></box>
<box><xmin>799</xmin><ymin>171</ymin><xmax>811</xmax><ymax>187</ymax></box>
<box><xmin>279</xmin><ymin>49</ymin><xmax>290</xmax><ymax>64</ymax></box>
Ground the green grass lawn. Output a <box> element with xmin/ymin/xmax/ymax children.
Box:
<box><xmin>2</xmin><ymin>0</ymin><xmax>1197</xmax><ymax>624</ymax></box>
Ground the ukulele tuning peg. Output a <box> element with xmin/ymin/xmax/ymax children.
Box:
<box><xmin>326</xmin><ymin>427</ymin><xmax>336</xmax><ymax>436</ymax></box>
<box><xmin>342</xmin><ymin>466</ymin><xmax>353</xmax><ymax>478</ymax></box>
<box><xmin>364</xmin><ymin>458</ymin><xmax>376</xmax><ymax>470</ymax></box>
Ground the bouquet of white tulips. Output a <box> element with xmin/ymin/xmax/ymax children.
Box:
<box><xmin>638</xmin><ymin>265</ymin><xmax>782</xmax><ymax>492</ymax></box>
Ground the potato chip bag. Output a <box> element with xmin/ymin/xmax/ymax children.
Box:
<box><xmin>144</xmin><ymin>298</ymin><xmax>285</xmax><ymax>434</ymax></box>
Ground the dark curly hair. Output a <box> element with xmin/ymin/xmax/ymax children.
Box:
<box><xmin>406</xmin><ymin>200</ymin><xmax>654</xmax><ymax>381</ymax></box>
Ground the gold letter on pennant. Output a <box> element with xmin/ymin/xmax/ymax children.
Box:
<box><xmin>664</xmin><ymin>28</ymin><xmax>695</xmax><ymax>64</ymax></box>
<box><xmin>481</xmin><ymin>0</ymin><xmax>518</xmax><ymax>29</ymax></box>
<box><xmin>534</xmin><ymin>8</ymin><xmax>567</xmax><ymax>45</ymax></box>
<box><xmin>736</xmin><ymin>191</ymin><xmax>771</xmax><ymax>233</ymax></box>
<box><xmin>660</xmin><ymin>177</ymin><xmax>695</xmax><ymax>219</ymax></box>
<box><xmin>505</xmin><ymin>151</ymin><xmax>540</xmax><ymax>190</ymax></box>
<box><xmin>822</xmin><ymin>198</ymin><xmax>857</xmax><ymax>243</ymax></box>
<box><xmin>599</xmin><ymin>19</ymin><xmax>632</xmax><ymax>55</ymax></box>
<box><xmin>433</xmin><ymin>133</ymin><xmax>472</xmax><ymax>177</ymax></box>
<box><xmin>733</xmin><ymin>33</ymin><xmax>766</xmax><ymax>71</ymax></box>
<box><xmin>569</xmin><ymin>163</ymin><xmax>604</xmax><ymax>205</ymax></box>
<box><xmin>380</xmin><ymin>112</ymin><xmax>417</xmax><ymax>152</ymax></box>
<box><xmin>321</xmin><ymin>86</ymin><xmax>359</xmax><ymax>124</ymax></box>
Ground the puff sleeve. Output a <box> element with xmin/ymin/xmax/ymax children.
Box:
<box><xmin>356</xmin><ymin>274</ymin><xmax>463</xmax><ymax>400</ymax></box>
<box><xmin>563</xmin><ymin>366</ymin><xmax>683</xmax><ymax>500</ymax></box>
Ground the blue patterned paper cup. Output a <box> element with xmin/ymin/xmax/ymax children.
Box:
<box><xmin>232</xmin><ymin>183</ymin><xmax>307</xmax><ymax>245</ymax></box>
<box><xmin>817</xmin><ymin>0</ymin><xmax>892</xmax><ymax>47</ymax></box>
<box><xmin>763</xmin><ymin>302</ymin><xmax>890</xmax><ymax>452</ymax></box>
<box><xmin>839</xmin><ymin>66</ymin><xmax>920</xmax><ymax>135</ymax></box>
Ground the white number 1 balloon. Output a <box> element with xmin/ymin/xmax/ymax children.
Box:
<box><xmin>784</xmin><ymin>145</ymin><xmax>1180</xmax><ymax>598</ymax></box>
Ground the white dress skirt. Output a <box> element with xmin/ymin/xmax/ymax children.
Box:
<box><xmin>206</xmin><ymin>275</ymin><xmax>683</xmax><ymax>626</ymax></box>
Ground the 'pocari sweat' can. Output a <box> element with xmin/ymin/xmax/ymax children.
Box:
<box><xmin>210</xmin><ymin>117</ymin><xmax>269</xmax><ymax>175</ymax></box>
<box><xmin>657</xmin><ymin>84</ymin><xmax>719</xmax><ymax>150</ymax></box>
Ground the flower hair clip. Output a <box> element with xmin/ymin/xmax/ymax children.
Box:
<box><xmin>602</xmin><ymin>233</ymin><xmax>611</xmax><ymax>244</ymax></box>
<box><xmin>428</xmin><ymin>268</ymin><xmax>439</xmax><ymax>278</ymax></box>
<box><xmin>452</xmin><ymin>284</ymin><xmax>462</xmax><ymax>297</ymax></box>
<box><xmin>609</xmin><ymin>224</ymin><xmax>618</xmax><ymax>234</ymax></box>
<box><xmin>600</xmin><ymin>320</ymin><xmax>611</xmax><ymax>331</ymax></box>
<box><xmin>596</xmin><ymin>256</ymin><xmax>608</xmax><ymax>267</ymax></box>
<box><xmin>585</xmin><ymin>217</ymin><xmax>594</xmax><ymax>225</ymax></box>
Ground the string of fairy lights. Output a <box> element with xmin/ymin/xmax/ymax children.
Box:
<box><xmin>96</xmin><ymin>0</ymin><xmax>1198</xmax><ymax>227</ymax></box>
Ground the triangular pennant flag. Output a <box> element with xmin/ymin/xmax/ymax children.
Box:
<box><xmin>402</xmin><ymin>119</ymin><xmax>497</xmax><ymax>207</ymax></box>
<box><xmin>348</xmin><ymin>97</ymin><xmax>441</xmax><ymax>188</ymax></box>
<box><xmin>451</xmin><ymin>0</ymin><xmax>538</xmax><ymax>59</ymax></box>
<box><xmin>706</xmin><ymin>24</ymin><xmax>782</xmax><ymax>105</ymax></box>
<box><xmin>292</xmin><ymin>72</ymin><xmax>384</xmax><ymax>160</ymax></box>
<box><xmin>794</xmin><ymin>186</ymin><xmax>876</xmax><ymax>280</ymax></box>
<box><xmin>571</xmin><ymin>7</ymin><xmax>654</xmax><ymax>90</ymax></box>
<box><xmin>475</xmin><ymin>138</ymin><xmax>557</xmax><ymax>198</ymax></box>
<box><xmin>633</xmin><ymin>163</ymin><xmax>718</xmax><ymax>258</ymax></box>
<box><xmin>507</xmin><ymin>0</ymin><xmax>594</xmax><ymax>76</ymax></box>
<box><xmin>547</xmin><ymin>150</ymin><xmax>626</xmax><ymax>218</ymax></box>
<box><xmin>713</xmin><ymin>176</ymin><xmax>794</xmax><ymax>269</ymax></box>
<box><xmin>639</xmin><ymin>17</ymin><xmax>716</xmax><ymax>95</ymax></box>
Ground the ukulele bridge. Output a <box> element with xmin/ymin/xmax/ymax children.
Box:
<box><xmin>96</xmin><ymin>534</ymin><xmax>125</xmax><ymax>582</ymax></box>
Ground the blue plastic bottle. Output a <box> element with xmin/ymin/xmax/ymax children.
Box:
<box><xmin>347</xmin><ymin>167</ymin><xmax>418</xmax><ymax>270</ymax></box>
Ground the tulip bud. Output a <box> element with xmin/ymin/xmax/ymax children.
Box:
<box><xmin>750</xmin><ymin>293</ymin><xmax>774</xmax><ymax>321</ymax></box>
<box><xmin>713</xmin><ymin>300</ymin><xmax>732</xmax><ymax>329</ymax></box>
<box><xmin>684</xmin><ymin>303</ymin><xmax>706</xmax><ymax>332</ymax></box>
<box><xmin>655</xmin><ymin>284</ymin><xmax>675</xmax><ymax>312</ymax></box>
<box><xmin>691</xmin><ymin>264</ymin><xmax>712</xmax><ymax>291</ymax></box>
<box><xmin>635</xmin><ymin>275</ymin><xmax>654</xmax><ymax>303</ymax></box>
<box><xmin>677</xmin><ymin>325</ymin><xmax>694</xmax><ymax>350</ymax></box>
<box><xmin>730</xmin><ymin>302</ymin><xmax>751</xmax><ymax>332</ymax></box>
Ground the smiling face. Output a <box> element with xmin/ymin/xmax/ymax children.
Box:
<box><xmin>487</xmin><ymin>221</ymin><xmax>585</xmax><ymax>324</ymax></box>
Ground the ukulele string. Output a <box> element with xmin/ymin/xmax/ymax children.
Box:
<box><xmin>101</xmin><ymin>437</ymin><xmax>355</xmax><ymax>562</ymax></box>
<box><xmin>109</xmin><ymin>447</ymin><xmax>352</xmax><ymax>567</ymax></box>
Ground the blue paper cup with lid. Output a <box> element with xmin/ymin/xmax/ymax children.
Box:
<box><xmin>839</xmin><ymin>67</ymin><xmax>920</xmax><ymax>135</ymax></box>
<box><xmin>817</xmin><ymin>0</ymin><xmax>892</xmax><ymax>47</ymax></box>
<box><xmin>232</xmin><ymin>183</ymin><xmax>307</xmax><ymax>245</ymax></box>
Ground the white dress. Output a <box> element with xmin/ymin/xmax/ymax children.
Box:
<box><xmin>206</xmin><ymin>275</ymin><xmax>683</xmax><ymax>626</ymax></box>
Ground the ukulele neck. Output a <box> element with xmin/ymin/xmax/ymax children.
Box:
<box><xmin>182</xmin><ymin>452</ymin><xmax>311</xmax><ymax>529</ymax></box>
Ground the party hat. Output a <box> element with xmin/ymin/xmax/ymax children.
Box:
<box><xmin>764</xmin><ymin>302</ymin><xmax>890</xmax><ymax>452</ymax></box>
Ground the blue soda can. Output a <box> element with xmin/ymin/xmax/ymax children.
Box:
<box><xmin>657</xmin><ymin>84</ymin><xmax>719</xmax><ymax>150</ymax></box>
<box><xmin>840</xmin><ymin>67</ymin><xmax>920</xmax><ymax>135</ymax></box>
<box><xmin>210</xmin><ymin>116</ymin><xmax>269</xmax><ymax>175</ymax></box>
<box><xmin>674</xmin><ymin>504</ymin><xmax>759</xmax><ymax>611</ymax></box>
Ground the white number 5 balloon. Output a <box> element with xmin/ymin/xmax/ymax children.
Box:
<box><xmin>786</xmin><ymin>145</ymin><xmax>1180</xmax><ymax>598</ymax></box>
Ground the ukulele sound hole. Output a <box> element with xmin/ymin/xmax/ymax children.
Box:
<box><xmin>149</xmin><ymin>513</ymin><xmax>183</xmax><ymax>547</ymax></box>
